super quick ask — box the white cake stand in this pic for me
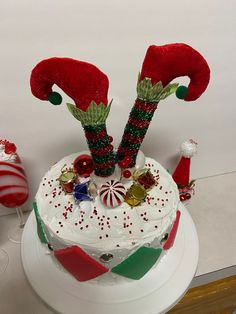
[21,203,198,314]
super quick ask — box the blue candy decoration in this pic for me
[73,182,92,203]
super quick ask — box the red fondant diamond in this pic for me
[54,246,109,281]
[163,210,181,250]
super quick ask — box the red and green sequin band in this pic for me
[84,124,115,177]
[116,99,158,166]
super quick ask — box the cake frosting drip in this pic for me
[36,153,179,251]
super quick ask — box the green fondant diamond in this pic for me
[111,246,162,280]
[33,202,48,244]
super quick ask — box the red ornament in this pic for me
[108,136,113,143]
[73,154,94,177]
[123,170,131,178]
[4,142,17,154]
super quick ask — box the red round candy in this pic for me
[108,136,113,143]
[4,142,17,154]
[123,170,131,178]
[73,154,94,177]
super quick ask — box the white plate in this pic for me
[21,203,198,314]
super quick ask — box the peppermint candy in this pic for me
[99,180,125,208]
[0,141,29,208]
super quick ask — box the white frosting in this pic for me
[36,152,180,252]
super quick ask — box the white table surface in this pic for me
[1,172,236,314]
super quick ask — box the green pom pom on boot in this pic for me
[176,85,188,99]
[48,92,62,105]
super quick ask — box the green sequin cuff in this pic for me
[137,76,178,103]
[67,101,112,126]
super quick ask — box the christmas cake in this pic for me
[30,43,210,282]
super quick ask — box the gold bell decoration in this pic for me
[125,183,147,207]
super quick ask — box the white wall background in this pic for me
[1,0,235,214]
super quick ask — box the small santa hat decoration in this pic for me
[172,139,197,191]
